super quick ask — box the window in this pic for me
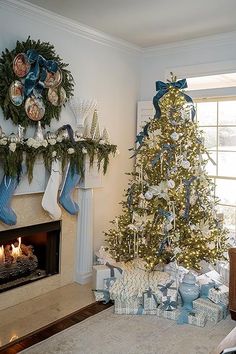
[196,98,236,246]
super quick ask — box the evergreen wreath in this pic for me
[0,37,74,127]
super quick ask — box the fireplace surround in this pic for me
[0,221,60,293]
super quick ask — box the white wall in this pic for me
[1,1,236,258]
[140,32,236,101]
[0,3,140,252]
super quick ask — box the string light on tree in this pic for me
[105,74,228,271]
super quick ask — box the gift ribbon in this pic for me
[161,295,177,311]
[142,287,159,308]
[105,262,123,278]
[136,304,144,315]
[153,79,196,120]
[24,49,58,97]
[158,280,176,296]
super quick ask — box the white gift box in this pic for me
[162,309,180,320]
[104,277,117,291]
[114,299,157,315]
[92,264,123,290]
[208,285,229,306]
[142,289,161,310]
[215,261,229,286]
[187,312,207,327]
[193,298,228,324]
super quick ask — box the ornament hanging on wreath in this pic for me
[0,37,74,127]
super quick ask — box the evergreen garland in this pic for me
[0,37,74,127]
[0,136,117,183]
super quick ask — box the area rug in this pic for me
[21,307,235,354]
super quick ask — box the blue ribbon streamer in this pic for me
[153,78,195,121]
[151,143,175,167]
[24,49,58,97]
[183,176,196,219]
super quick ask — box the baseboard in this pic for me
[75,271,92,284]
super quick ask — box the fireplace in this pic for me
[0,221,60,293]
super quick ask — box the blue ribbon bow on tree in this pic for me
[24,49,58,97]
[153,78,196,120]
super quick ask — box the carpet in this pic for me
[21,307,235,354]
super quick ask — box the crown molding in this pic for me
[143,30,236,57]
[0,0,141,54]
[1,0,236,58]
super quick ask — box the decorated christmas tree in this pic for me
[105,75,228,271]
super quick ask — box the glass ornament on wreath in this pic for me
[179,272,200,310]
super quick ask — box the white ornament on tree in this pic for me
[170,132,180,141]
[144,190,153,200]
[181,159,190,169]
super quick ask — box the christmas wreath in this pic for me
[0,37,74,127]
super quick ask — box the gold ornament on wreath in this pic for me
[0,37,74,127]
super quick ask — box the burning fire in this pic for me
[0,245,5,263]
[11,237,22,259]
[0,237,22,264]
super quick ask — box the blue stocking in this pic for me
[59,163,80,215]
[0,175,19,225]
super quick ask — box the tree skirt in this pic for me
[21,307,235,354]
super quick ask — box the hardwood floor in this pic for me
[0,301,113,354]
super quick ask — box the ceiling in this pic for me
[27,0,236,47]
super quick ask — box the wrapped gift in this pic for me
[208,285,229,306]
[161,295,178,311]
[92,263,123,290]
[162,309,180,320]
[158,280,178,299]
[104,277,116,291]
[114,299,157,315]
[197,274,216,298]
[93,289,110,303]
[215,261,229,286]
[187,311,207,327]
[193,298,228,324]
[142,287,161,310]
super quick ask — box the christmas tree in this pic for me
[105,75,228,271]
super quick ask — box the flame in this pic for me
[0,245,5,263]
[11,237,22,259]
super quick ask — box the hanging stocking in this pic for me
[0,175,20,225]
[42,159,63,220]
[59,163,80,215]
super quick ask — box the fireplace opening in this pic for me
[0,221,60,293]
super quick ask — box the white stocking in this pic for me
[42,159,62,220]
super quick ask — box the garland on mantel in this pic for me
[0,134,117,183]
